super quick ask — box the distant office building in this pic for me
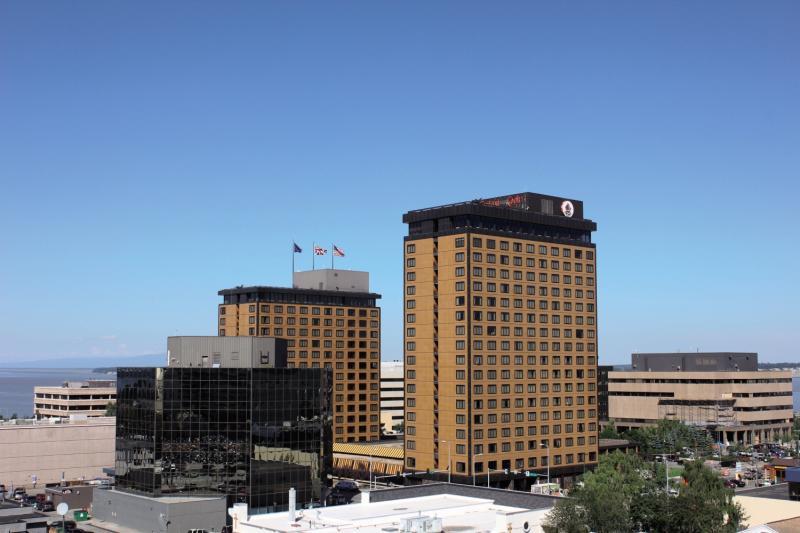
[608,352,792,445]
[403,193,599,487]
[111,336,332,516]
[33,380,116,420]
[380,361,404,434]
[0,416,115,488]
[218,269,382,443]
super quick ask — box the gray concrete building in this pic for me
[608,352,792,445]
[92,490,227,533]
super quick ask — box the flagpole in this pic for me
[312,242,315,270]
[331,243,334,269]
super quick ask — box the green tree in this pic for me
[670,460,746,532]
[626,420,712,458]
[543,453,746,533]
[10,413,17,420]
[599,420,621,439]
[105,402,117,416]
[544,451,662,533]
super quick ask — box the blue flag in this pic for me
[293,242,302,253]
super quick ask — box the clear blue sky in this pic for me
[1,1,798,364]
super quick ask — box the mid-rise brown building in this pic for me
[402,193,599,487]
[218,269,381,443]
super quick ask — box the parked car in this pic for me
[724,479,738,489]
[13,489,26,501]
[23,495,37,506]
[734,479,746,487]
[34,501,55,512]
[49,520,77,532]
[334,480,360,491]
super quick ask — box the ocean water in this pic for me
[0,368,115,419]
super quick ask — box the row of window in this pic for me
[411,428,595,447]
[407,338,596,352]
[611,378,793,384]
[406,240,595,259]
[443,315,595,327]
[234,304,379,317]
[453,262,595,276]
[443,368,596,380]
[438,325,594,337]
[232,316,379,327]
[453,294,595,307]
[286,351,380,361]
[447,396,595,409]
[406,410,597,423]
[405,355,595,371]
[450,276,594,292]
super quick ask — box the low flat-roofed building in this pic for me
[0,501,49,533]
[609,353,792,445]
[34,380,116,420]
[92,490,227,533]
[0,417,115,488]
[229,484,559,533]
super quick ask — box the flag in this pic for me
[314,245,327,256]
[333,245,345,257]
[293,242,302,253]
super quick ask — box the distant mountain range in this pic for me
[2,353,165,369]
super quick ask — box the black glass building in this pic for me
[114,366,332,512]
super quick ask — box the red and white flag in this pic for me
[333,245,345,257]
[313,245,327,256]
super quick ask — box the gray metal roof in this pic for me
[365,482,559,511]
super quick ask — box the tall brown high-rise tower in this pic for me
[218,269,381,443]
[402,193,598,486]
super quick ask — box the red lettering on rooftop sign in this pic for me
[480,194,527,210]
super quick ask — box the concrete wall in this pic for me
[293,269,369,292]
[0,419,114,489]
[167,336,287,368]
[631,352,758,372]
[93,490,227,533]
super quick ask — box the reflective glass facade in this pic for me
[115,367,332,512]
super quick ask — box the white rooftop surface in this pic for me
[235,494,551,533]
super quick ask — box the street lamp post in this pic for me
[442,440,452,484]
[473,453,483,486]
[542,442,550,485]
